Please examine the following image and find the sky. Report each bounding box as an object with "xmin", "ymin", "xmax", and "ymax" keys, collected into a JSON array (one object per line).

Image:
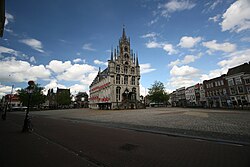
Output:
[{"xmin": 0, "ymin": 0, "xmax": 250, "ymax": 98}]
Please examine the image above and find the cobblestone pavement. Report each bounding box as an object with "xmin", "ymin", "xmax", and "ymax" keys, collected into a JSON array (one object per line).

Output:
[{"xmin": 20, "ymin": 107, "xmax": 250, "ymax": 144}]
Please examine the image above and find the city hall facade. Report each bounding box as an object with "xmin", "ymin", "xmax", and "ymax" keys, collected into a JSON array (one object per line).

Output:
[{"xmin": 89, "ymin": 28, "xmax": 144, "ymax": 109}]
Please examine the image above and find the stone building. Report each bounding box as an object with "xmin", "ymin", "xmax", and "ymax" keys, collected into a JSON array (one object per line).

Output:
[
  {"xmin": 89, "ymin": 28, "xmax": 144, "ymax": 109},
  {"xmin": 225, "ymin": 62, "xmax": 250, "ymax": 107},
  {"xmin": 203, "ymin": 75, "xmax": 230, "ymax": 108}
]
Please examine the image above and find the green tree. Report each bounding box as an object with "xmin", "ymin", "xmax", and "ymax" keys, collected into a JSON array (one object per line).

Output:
[
  {"xmin": 148, "ymin": 81, "xmax": 169, "ymax": 105},
  {"xmin": 57, "ymin": 89, "xmax": 71, "ymax": 106},
  {"xmin": 17, "ymin": 84, "xmax": 46, "ymax": 109}
]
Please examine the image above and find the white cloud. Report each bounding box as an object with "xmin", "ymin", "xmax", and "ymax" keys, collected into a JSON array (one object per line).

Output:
[
  {"xmin": 163, "ymin": 43, "xmax": 177, "ymax": 55},
  {"xmin": 202, "ymin": 40, "xmax": 236, "ymax": 53},
  {"xmin": 217, "ymin": 49, "xmax": 250, "ymax": 68},
  {"xmin": 140, "ymin": 84, "xmax": 148, "ymax": 96},
  {"xmin": 208, "ymin": 14, "xmax": 221, "ymax": 22},
  {"xmin": 170, "ymin": 65, "xmax": 199, "ymax": 76},
  {"xmin": 43, "ymin": 79, "xmax": 66, "ymax": 95},
  {"xmin": 159, "ymin": 0, "xmax": 196, "ymax": 18},
  {"xmin": 221, "ymin": 0, "xmax": 250, "ymax": 33},
  {"xmin": 0, "ymin": 46, "xmax": 19, "ymax": 57},
  {"xmin": 81, "ymin": 72, "xmax": 98, "ymax": 85},
  {"xmin": 140, "ymin": 63, "xmax": 156, "ymax": 74},
  {"xmin": 19, "ymin": 38, "xmax": 44, "ymax": 53},
  {"xmin": 168, "ymin": 53, "xmax": 202, "ymax": 67},
  {"xmin": 82, "ymin": 43, "xmax": 96, "ymax": 51},
  {"xmin": 73, "ymin": 58, "xmax": 85, "ymax": 63},
  {"xmin": 4, "ymin": 12, "xmax": 14, "ymax": 27},
  {"xmin": 240, "ymin": 37, "xmax": 250, "ymax": 42},
  {"xmin": 94, "ymin": 59, "xmax": 108, "ymax": 66},
  {"xmin": 30, "ymin": 56, "xmax": 36, "ymax": 63},
  {"xmin": 46, "ymin": 60, "xmax": 72, "ymax": 73},
  {"xmin": 0, "ymin": 57, "xmax": 51, "ymax": 82},
  {"xmin": 69, "ymin": 84, "xmax": 87, "ymax": 95},
  {"xmin": 57, "ymin": 64, "xmax": 97, "ymax": 81},
  {"xmin": 200, "ymin": 49, "xmax": 250, "ymax": 81},
  {"xmin": 146, "ymin": 41, "xmax": 177, "ymax": 55},
  {"xmin": 145, "ymin": 41, "xmax": 162, "ymax": 48},
  {"xmin": 178, "ymin": 36, "xmax": 202, "ymax": 48},
  {"xmin": 168, "ymin": 76, "xmax": 197, "ymax": 89},
  {"xmin": 141, "ymin": 32, "xmax": 157, "ymax": 39},
  {"xmin": 168, "ymin": 59, "xmax": 181, "ymax": 67}
]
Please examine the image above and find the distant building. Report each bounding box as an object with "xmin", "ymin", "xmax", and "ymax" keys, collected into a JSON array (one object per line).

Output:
[
  {"xmin": 75, "ymin": 92, "xmax": 89, "ymax": 108},
  {"xmin": 89, "ymin": 28, "xmax": 144, "ymax": 109},
  {"xmin": 203, "ymin": 75, "xmax": 230, "ymax": 108},
  {"xmin": 1, "ymin": 94, "xmax": 24, "ymax": 111},
  {"xmin": 176, "ymin": 87, "xmax": 186, "ymax": 107},
  {"xmin": 185, "ymin": 85, "xmax": 196, "ymax": 106},
  {"xmin": 225, "ymin": 62, "xmax": 250, "ymax": 107},
  {"xmin": 46, "ymin": 88, "xmax": 71, "ymax": 109}
]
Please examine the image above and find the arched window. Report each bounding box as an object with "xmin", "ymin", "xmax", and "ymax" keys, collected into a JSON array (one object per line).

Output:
[
  {"xmin": 116, "ymin": 87, "xmax": 121, "ymax": 101},
  {"xmin": 124, "ymin": 75, "xmax": 128, "ymax": 84},
  {"xmin": 116, "ymin": 75, "xmax": 120, "ymax": 84},
  {"xmin": 124, "ymin": 66, "xmax": 128, "ymax": 74},
  {"xmin": 132, "ymin": 88, "xmax": 136, "ymax": 100},
  {"xmin": 131, "ymin": 67, "xmax": 135, "ymax": 74},
  {"xmin": 116, "ymin": 65, "xmax": 120, "ymax": 73},
  {"xmin": 132, "ymin": 76, "xmax": 135, "ymax": 85}
]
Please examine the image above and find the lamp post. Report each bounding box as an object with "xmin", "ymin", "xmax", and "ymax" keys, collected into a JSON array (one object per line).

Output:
[
  {"xmin": 22, "ymin": 80, "xmax": 35, "ymax": 132},
  {"xmin": 2, "ymin": 85, "xmax": 14, "ymax": 120}
]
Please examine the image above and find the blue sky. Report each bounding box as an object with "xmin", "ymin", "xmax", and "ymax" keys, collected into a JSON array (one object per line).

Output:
[{"xmin": 1, "ymin": 0, "xmax": 250, "ymax": 97}]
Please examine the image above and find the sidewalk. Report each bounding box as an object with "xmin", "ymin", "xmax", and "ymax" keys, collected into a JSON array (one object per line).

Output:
[
  {"xmin": 1, "ymin": 113, "xmax": 250, "ymax": 167},
  {"xmin": 0, "ymin": 117, "xmax": 97, "ymax": 167}
]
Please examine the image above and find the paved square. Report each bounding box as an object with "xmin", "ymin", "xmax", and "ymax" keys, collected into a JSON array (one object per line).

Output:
[{"xmin": 28, "ymin": 107, "xmax": 250, "ymax": 144}]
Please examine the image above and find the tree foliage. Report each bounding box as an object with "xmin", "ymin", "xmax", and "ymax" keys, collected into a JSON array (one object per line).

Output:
[
  {"xmin": 148, "ymin": 81, "xmax": 169, "ymax": 104},
  {"xmin": 57, "ymin": 90, "xmax": 71, "ymax": 106},
  {"xmin": 17, "ymin": 84, "xmax": 46, "ymax": 108}
]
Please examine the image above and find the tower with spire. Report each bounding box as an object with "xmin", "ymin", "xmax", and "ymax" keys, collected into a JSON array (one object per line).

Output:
[{"xmin": 89, "ymin": 27, "xmax": 143, "ymax": 110}]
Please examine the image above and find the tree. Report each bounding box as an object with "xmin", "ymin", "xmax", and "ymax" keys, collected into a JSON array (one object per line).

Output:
[
  {"xmin": 57, "ymin": 89, "xmax": 71, "ymax": 107},
  {"xmin": 17, "ymin": 84, "xmax": 46, "ymax": 109},
  {"xmin": 148, "ymin": 81, "xmax": 169, "ymax": 105}
]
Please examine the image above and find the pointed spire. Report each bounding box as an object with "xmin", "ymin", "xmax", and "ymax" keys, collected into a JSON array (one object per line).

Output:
[
  {"xmin": 98, "ymin": 67, "xmax": 101, "ymax": 73},
  {"xmin": 114, "ymin": 48, "xmax": 117, "ymax": 58},
  {"xmin": 111, "ymin": 46, "xmax": 113, "ymax": 61},
  {"xmin": 122, "ymin": 25, "xmax": 126, "ymax": 39},
  {"xmin": 136, "ymin": 53, "xmax": 139, "ymax": 67}
]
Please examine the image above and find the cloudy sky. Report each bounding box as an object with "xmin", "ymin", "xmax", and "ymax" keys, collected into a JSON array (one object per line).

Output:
[{"xmin": 1, "ymin": 0, "xmax": 250, "ymax": 97}]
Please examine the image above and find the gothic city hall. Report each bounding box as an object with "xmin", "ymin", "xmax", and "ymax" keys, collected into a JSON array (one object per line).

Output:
[{"xmin": 89, "ymin": 28, "xmax": 145, "ymax": 110}]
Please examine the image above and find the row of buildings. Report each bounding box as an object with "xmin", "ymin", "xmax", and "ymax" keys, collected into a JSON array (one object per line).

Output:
[
  {"xmin": 169, "ymin": 62, "xmax": 250, "ymax": 108},
  {"xmin": 0, "ymin": 88, "xmax": 89, "ymax": 111}
]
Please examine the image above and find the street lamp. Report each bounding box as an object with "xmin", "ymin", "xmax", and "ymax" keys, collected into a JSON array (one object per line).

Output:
[{"xmin": 22, "ymin": 80, "xmax": 35, "ymax": 132}]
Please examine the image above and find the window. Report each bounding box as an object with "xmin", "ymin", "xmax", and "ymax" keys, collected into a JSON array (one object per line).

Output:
[
  {"xmin": 245, "ymin": 78, "xmax": 250, "ymax": 84},
  {"xmin": 235, "ymin": 77, "xmax": 242, "ymax": 85},
  {"xmin": 230, "ymin": 87, "xmax": 236, "ymax": 95},
  {"xmin": 223, "ymin": 88, "xmax": 227, "ymax": 95},
  {"xmin": 215, "ymin": 82, "xmax": 218, "ymax": 87},
  {"xmin": 221, "ymin": 80, "xmax": 224, "ymax": 85},
  {"xmin": 228, "ymin": 79, "xmax": 234, "ymax": 86},
  {"xmin": 247, "ymin": 87, "xmax": 250, "ymax": 93},
  {"xmin": 116, "ymin": 87, "xmax": 121, "ymax": 101},
  {"xmin": 116, "ymin": 75, "xmax": 120, "ymax": 84},
  {"xmin": 131, "ymin": 67, "xmax": 135, "ymax": 74},
  {"xmin": 237, "ymin": 86, "xmax": 244, "ymax": 93},
  {"xmin": 218, "ymin": 81, "xmax": 221, "ymax": 86},
  {"xmin": 124, "ymin": 66, "xmax": 128, "ymax": 74},
  {"xmin": 124, "ymin": 75, "xmax": 128, "ymax": 84},
  {"xmin": 210, "ymin": 83, "xmax": 213, "ymax": 88},
  {"xmin": 131, "ymin": 76, "xmax": 135, "ymax": 85},
  {"xmin": 116, "ymin": 65, "xmax": 120, "ymax": 73}
]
